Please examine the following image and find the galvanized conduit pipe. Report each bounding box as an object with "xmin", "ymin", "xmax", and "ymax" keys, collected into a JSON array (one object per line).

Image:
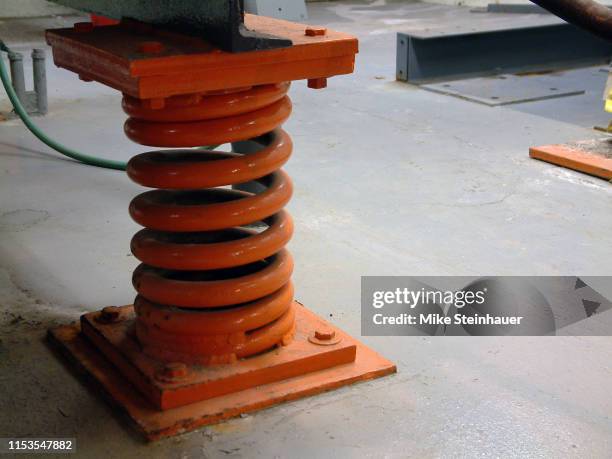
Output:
[
  {"xmin": 530, "ymin": 0, "xmax": 612, "ymax": 42},
  {"xmin": 32, "ymin": 49, "xmax": 47, "ymax": 115},
  {"xmin": 8, "ymin": 51, "xmax": 26, "ymax": 103},
  {"xmin": 6, "ymin": 49, "xmax": 47, "ymax": 115}
]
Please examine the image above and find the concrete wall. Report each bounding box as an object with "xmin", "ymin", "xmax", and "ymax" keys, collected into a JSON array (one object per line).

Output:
[{"xmin": 0, "ymin": 0, "xmax": 75, "ymax": 18}]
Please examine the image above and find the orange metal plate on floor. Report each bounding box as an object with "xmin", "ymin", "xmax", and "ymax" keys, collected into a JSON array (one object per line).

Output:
[
  {"xmin": 49, "ymin": 304, "xmax": 396, "ymax": 441},
  {"xmin": 45, "ymin": 14, "xmax": 359, "ymax": 98},
  {"xmin": 530, "ymin": 142, "xmax": 612, "ymax": 180}
]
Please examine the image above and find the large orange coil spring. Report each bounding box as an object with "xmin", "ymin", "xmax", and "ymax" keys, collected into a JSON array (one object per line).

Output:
[{"xmin": 123, "ymin": 82, "xmax": 296, "ymax": 365}]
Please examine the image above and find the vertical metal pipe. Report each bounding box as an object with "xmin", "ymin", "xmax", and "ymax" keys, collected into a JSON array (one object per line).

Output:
[
  {"xmin": 32, "ymin": 49, "xmax": 48, "ymax": 115},
  {"xmin": 7, "ymin": 51, "xmax": 26, "ymax": 104}
]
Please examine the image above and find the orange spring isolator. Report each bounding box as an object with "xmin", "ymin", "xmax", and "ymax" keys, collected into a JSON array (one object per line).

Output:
[{"xmin": 123, "ymin": 82, "xmax": 296, "ymax": 365}]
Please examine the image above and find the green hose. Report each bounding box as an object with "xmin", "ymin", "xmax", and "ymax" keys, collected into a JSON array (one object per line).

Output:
[{"xmin": 0, "ymin": 40, "xmax": 127, "ymax": 171}]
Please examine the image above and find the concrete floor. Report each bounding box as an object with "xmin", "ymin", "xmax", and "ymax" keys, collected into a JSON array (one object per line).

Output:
[{"xmin": 1, "ymin": 1, "xmax": 612, "ymax": 458}]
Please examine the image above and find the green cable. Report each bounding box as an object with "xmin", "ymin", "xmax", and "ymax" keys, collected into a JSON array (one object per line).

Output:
[{"xmin": 0, "ymin": 40, "xmax": 127, "ymax": 171}]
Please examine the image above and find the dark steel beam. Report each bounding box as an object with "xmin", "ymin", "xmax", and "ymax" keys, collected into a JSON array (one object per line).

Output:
[
  {"xmin": 397, "ymin": 23, "xmax": 612, "ymax": 84},
  {"xmin": 50, "ymin": 0, "xmax": 291, "ymax": 52}
]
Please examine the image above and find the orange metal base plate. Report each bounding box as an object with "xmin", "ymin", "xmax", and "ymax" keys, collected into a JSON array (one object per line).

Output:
[
  {"xmin": 530, "ymin": 139, "xmax": 612, "ymax": 180},
  {"xmin": 48, "ymin": 303, "xmax": 395, "ymax": 441}
]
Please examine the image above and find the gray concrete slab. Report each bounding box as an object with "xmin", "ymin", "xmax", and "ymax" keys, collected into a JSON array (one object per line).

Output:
[{"xmin": 0, "ymin": 1, "xmax": 611, "ymax": 458}]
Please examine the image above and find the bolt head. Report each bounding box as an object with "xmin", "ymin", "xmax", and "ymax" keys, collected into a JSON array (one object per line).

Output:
[
  {"xmin": 97, "ymin": 306, "xmax": 122, "ymax": 323},
  {"xmin": 314, "ymin": 328, "xmax": 335, "ymax": 341},
  {"xmin": 305, "ymin": 27, "xmax": 327, "ymax": 37},
  {"xmin": 156, "ymin": 362, "xmax": 189, "ymax": 382}
]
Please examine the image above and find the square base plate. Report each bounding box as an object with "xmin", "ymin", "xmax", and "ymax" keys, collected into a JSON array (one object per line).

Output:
[
  {"xmin": 422, "ymin": 73, "xmax": 585, "ymax": 107},
  {"xmin": 530, "ymin": 139, "xmax": 612, "ymax": 180},
  {"xmin": 48, "ymin": 303, "xmax": 396, "ymax": 441}
]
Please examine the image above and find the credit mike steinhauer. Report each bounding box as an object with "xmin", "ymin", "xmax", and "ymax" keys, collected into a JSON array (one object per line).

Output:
[{"xmin": 372, "ymin": 313, "xmax": 524, "ymax": 326}]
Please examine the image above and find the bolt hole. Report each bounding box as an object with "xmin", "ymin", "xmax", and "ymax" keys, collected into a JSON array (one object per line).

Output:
[
  {"xmin": 550, "ymin": 87, "xmax": 558, "ymax": 91},
  {"xmin": 491, "ymin": 96, "xmax": 499, "ymax": 100}
]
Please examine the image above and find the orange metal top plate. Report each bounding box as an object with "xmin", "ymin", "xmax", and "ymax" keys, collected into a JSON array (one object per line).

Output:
[{"xmin": 45, "ymin": 15, "xmax": 359, "ymax": 99}]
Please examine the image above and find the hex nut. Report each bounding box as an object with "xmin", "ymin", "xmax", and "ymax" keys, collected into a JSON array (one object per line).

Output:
[
  {"xmin": 308, "ymin": 78, "xmax": 327, "ymax": 89},
  {"xmin": 156, "ymin": 362, "xmax": 189, "ymax": 383},
  {"xmin": 305, "ymin": 27, "xmax": 327, "ymax": 37},
  {"xmin": 315, "ymin": 329, "xmax": 335, "ymax": 341},
  {"xmin": 308, "ymin": 327, "xmax": 341, "ymax": 345},
  {"xmin": 96, "ymin": 306, "xmax": 123, "ymax": 324}
]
